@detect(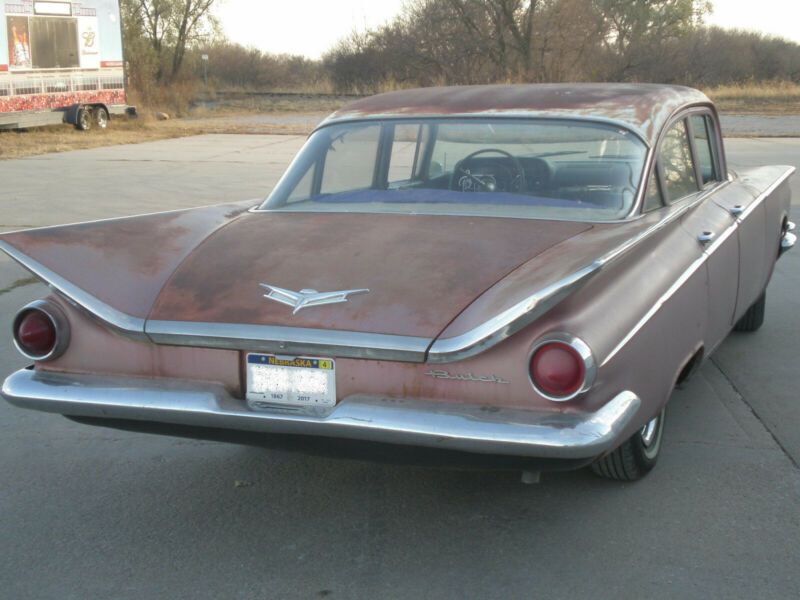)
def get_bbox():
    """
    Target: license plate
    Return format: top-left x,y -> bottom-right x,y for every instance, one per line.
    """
246,354 -> 336,410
